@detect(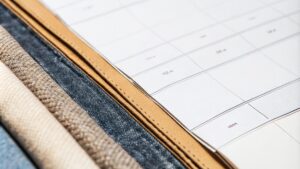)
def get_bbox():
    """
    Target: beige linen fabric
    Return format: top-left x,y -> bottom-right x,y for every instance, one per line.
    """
0,61 -> 98,169
0,27 -> 141,169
